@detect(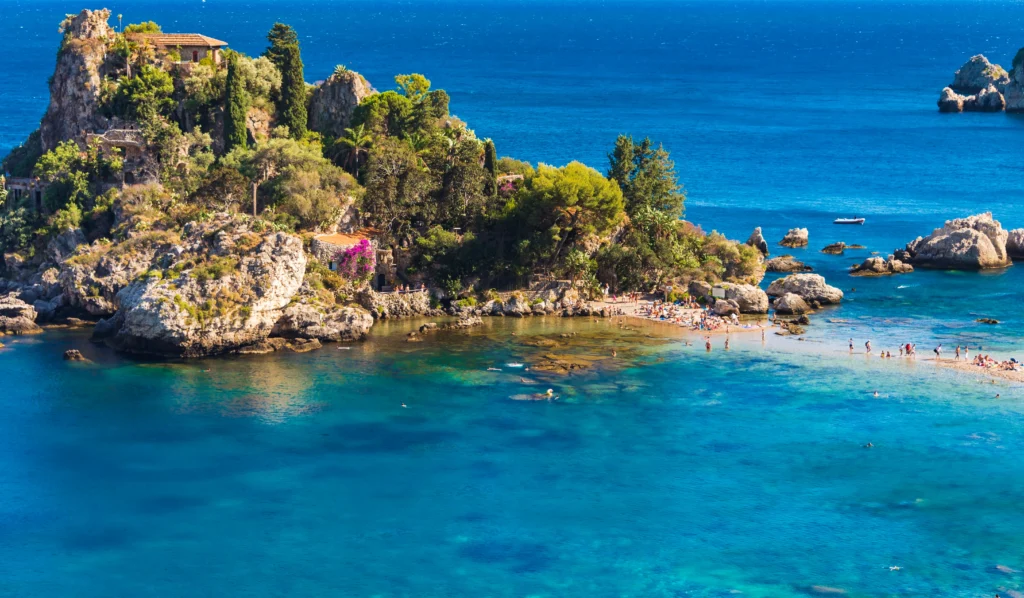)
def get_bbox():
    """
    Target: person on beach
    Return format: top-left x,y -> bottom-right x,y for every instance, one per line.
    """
965,346 -> 969,360
725,337 -> 730,350
955,345 -> 961,360
705,337 -> 712,352
849,338 -> 854,353
899,345 -> 904,357
934,344 -> 942,360
865,340 -> 872,354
